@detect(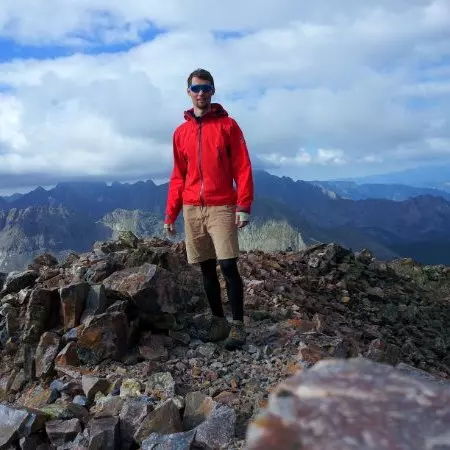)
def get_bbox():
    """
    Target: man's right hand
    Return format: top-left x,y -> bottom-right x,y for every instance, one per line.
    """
164,223 -> 176,236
